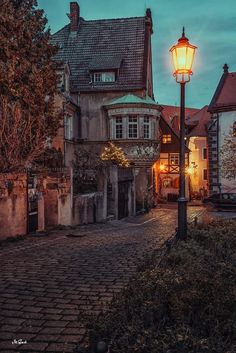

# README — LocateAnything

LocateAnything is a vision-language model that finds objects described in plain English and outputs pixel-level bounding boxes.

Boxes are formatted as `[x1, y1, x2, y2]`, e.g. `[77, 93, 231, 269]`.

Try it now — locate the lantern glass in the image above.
[170, 30, 197, 82]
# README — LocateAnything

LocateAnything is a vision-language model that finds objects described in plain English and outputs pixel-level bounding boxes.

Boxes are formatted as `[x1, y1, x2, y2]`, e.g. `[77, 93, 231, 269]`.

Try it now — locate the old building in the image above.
[51, 2, 162, 215]
[208, 64, 236, 194]
[186, 105, 211, 198]
[153, 105, 199, 201]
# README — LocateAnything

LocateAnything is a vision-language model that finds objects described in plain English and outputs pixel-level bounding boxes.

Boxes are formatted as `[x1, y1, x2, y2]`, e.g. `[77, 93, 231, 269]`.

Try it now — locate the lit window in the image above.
[93, 72, 115, 82]
[162, 134, 172, 144]
[64, 115, 73, 140]
[144, 116, 151, 139]
[115, 117, 123, 139]
[203, 169, 208, 180]
[128, 116, 138, 138]
[202, 147, 207, 160]
[170, 154, 179, 165]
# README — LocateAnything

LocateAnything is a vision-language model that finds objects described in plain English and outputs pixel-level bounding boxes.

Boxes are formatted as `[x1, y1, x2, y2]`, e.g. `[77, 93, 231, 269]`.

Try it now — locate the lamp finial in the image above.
[223, 63, 229, 73]
[182, 27, 185, 37]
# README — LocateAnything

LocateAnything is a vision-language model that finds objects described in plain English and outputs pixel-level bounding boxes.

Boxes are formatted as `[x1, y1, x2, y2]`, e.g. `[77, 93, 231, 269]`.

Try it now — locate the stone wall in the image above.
[0, 173, 27, 239]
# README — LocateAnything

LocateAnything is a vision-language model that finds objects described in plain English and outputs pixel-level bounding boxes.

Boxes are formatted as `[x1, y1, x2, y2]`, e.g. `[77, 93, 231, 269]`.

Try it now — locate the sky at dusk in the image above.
[38, 0, 236, 109]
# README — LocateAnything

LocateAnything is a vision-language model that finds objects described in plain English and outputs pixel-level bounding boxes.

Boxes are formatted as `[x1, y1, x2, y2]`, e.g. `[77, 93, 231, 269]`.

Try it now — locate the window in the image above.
[162, 134, 172, 144]
[93, 72, 115, 83]
[128, 116, 138, 138]
[202, 147, 207, 160]
[64, 115, 73, 140]
[203, 169, 208, 180]
[233, 122, 236, 137]
[170, 154, 179, 165]
[115, 117, 123, 139]
[144, 116, 151, 139]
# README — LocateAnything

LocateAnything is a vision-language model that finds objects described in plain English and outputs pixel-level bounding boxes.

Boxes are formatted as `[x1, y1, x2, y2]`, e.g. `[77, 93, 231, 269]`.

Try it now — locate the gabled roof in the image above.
[186, 105, 211, 137]
[161, 105, 199, 125]
[208, 64, 236, 113]
[104, 93, 159, 107]
[161, 104, 199, 134]
[51, 14, 150, 92]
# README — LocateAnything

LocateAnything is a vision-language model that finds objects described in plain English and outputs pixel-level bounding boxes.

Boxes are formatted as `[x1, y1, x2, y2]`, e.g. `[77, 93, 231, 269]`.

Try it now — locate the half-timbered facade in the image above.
[153, 105, 199, 201]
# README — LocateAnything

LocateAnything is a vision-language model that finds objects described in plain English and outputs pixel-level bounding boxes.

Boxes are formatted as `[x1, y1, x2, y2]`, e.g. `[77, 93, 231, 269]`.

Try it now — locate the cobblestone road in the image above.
[0, 207, 204, 353]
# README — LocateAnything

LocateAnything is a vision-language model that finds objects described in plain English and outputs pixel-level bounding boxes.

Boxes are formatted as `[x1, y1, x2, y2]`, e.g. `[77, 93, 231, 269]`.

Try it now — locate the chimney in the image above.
[70, 2, 80, 33]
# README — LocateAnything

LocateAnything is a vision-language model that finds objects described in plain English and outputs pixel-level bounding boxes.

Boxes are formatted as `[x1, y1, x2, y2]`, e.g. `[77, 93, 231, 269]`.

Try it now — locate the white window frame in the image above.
[128, 116, 138, 138]
[143, 116, 151, 139]
[93, 71, 115, 83]
[170, 154, 179, 165]
[115, 117, 123, 139]
[64, 115, 73, 140]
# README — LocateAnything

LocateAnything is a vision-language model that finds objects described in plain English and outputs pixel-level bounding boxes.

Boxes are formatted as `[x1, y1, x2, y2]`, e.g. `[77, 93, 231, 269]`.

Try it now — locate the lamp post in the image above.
[170, 28, 197, 240]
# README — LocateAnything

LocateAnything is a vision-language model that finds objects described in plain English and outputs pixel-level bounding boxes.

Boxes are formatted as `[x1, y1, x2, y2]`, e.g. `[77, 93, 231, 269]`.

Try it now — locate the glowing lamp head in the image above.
[170, 27, 197, 83]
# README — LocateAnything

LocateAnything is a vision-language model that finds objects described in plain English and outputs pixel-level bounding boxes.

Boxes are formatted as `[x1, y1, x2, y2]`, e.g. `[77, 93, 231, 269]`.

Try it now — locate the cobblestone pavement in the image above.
[0, 206, 205, 353]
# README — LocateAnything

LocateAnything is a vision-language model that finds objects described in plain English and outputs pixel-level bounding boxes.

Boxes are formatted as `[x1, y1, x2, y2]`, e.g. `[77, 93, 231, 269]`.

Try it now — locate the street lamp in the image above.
[170, 28, 197, 240]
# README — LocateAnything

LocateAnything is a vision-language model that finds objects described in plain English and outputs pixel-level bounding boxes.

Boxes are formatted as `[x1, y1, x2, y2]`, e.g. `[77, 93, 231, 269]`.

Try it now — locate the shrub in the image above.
[87, 220, 236, 353]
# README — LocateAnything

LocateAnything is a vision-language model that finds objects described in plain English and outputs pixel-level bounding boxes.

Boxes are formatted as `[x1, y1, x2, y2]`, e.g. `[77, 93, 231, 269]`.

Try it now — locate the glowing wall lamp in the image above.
[170, 28, 197, 240]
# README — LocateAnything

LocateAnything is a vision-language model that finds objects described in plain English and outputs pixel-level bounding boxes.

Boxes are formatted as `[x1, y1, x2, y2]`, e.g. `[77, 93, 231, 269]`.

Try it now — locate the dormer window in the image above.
[93, 71, 116, 83]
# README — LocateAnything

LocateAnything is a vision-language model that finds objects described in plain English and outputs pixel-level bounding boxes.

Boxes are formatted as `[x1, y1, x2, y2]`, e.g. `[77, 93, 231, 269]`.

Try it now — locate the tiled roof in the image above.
[161, 104, 199, 133]
[208, 64, 236, 112]
[209, 71, 236, 112]
[88, 56, 123, 70]
[186, 105, 211, 137]
[104, 93, 158, 106]
[161, 105, 199, 123]
[51, 16, 147, 92]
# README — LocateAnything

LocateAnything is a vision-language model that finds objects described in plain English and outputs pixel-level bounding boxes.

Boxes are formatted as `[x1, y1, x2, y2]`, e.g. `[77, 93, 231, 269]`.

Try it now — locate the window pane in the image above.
[203, 148, 207, 159]
[115, 117, 122, 139]
[170, 154, 179, 165]
[103, 72, 115, 82]
[94, 73, 102, 82]
[144, 116, 150, 139]
[128, 116, 138, 138]
[162, 134, 171, 143]
[93, 72, 115, 82]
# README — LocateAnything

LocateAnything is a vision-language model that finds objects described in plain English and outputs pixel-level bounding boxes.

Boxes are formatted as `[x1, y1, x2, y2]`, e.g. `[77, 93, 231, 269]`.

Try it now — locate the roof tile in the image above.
[51, 16, 146, 92]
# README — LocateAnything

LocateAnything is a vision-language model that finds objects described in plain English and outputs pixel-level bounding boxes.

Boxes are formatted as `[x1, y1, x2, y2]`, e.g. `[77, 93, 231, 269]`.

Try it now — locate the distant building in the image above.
[153, 105, 199, 201]
[186, 105, 211, 198]
[208, 64, 236, 193]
